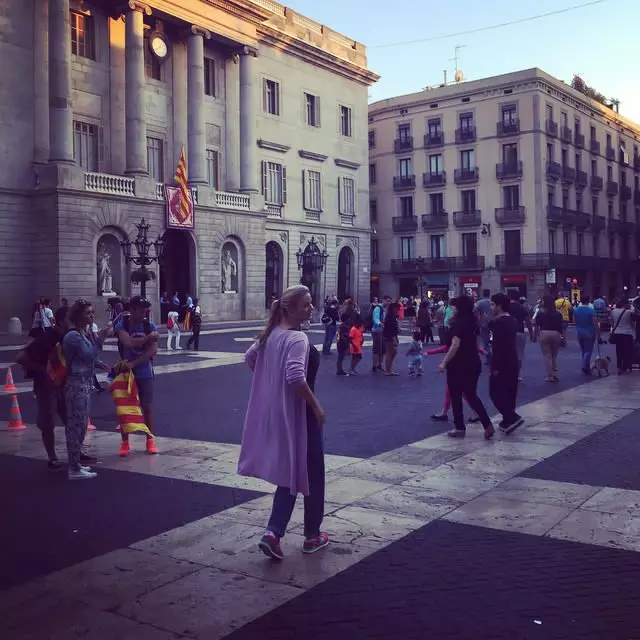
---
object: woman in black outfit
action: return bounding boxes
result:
[382,302,400,375]
[438,296,494,439]
[416,300,434,343]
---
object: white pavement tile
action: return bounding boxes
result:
[484,477,601,509]
[324,476,392,504]
[353,485,462,519]
[401,467,505,502]
[580,487,640,517]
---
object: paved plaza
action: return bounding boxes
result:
[2,324,640,639]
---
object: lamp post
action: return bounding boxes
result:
[120,218,165,298]
[295,237,329,306]
[415,255,425,299]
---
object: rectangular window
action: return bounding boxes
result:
[548,185,555,207]
[371,238,379,263]
[369,200,377,223]
[607,165,613,180]
[590,125,596,141]
[561,112,568,127]
[144,41,162,80]
[547,143,554,162]
[562,192,569,210]
[574,118,581,134]
[399,158,412,178]
[263,79,280,115]
[549,229,556,254]
[459,113,473,132]
[262,161,287,204]
[576,194,582,212]
[460,149,475,170]
[462,233,477,257]
[368,130,376,149]
[593,234,599,256]
[461,189,476,212]
[561,148,568,168]
[398,123,411,141]
[592,196,598,215]
[546,104,553,120]
[429,193,444,214]
[70,11,95,60]
[428,154,443,175]
[621,171,627,186]
[204,58,216,97]
[502,105,517,125]
[575,153,581,171]
[563,231,570,255]
[502,143,518,166]
[73,121,99,171]
[504,230,521,258]
[430,234,445,259]
[606,133,612,147]
[428,119,441,136]
[339,105,352,137]
[303,169,322,211]
[339,177,356,215]
[399,196,413,217]
[369,163,376,184]
[401,237,415,260]
[608,201,613,218]
[206,149,219,189]
[146,136,164,182]
[621,202,627,221]
[577,233,584,256]
[609,236,615,258]
[591,159,597,176]
[503,185,519,209]
[305,93,320,127]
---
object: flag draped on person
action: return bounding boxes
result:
[172,146,193,224]
[108,368,152,436]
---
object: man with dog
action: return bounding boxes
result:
[573,295,599,376]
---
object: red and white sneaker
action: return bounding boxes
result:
[259,532,284,561]
[146,438,159,455]
[302,533,330,554]
[118,441,130,457]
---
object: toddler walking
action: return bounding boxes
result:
[348,321,364,375]
[406,330,424,376]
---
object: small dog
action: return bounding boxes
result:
[591,355,611,377]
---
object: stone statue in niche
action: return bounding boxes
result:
[97,244,114,294]
[221,243,239,293]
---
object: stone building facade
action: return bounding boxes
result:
[369,68,640,302]
[0,0,379,326]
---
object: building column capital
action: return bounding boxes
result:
[240,45,258,58]
[127,1,151,15]
[190,25,211,40]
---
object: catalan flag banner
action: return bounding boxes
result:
[108,368,152,436]
[166,146,194,229]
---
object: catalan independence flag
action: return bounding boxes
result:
[172,146,193,224]
[108,368,152,436]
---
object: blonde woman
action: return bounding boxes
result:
[238,285,328,560]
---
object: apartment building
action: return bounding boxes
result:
[369,68,640,302]
[0,0,378,324]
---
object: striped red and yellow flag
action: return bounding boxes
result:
[173,146,192,224]
[108,369,152,436]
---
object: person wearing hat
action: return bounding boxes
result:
[114,296,159,456]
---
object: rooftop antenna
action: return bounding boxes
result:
[450,44,466,83]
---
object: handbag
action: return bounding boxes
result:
[609,309,626,345]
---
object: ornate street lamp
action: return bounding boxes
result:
[120,218,165,298]
[295,237,329,306]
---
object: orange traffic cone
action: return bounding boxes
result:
[3,367,17,393]
[6,395,26,431]
[87,418,97,431]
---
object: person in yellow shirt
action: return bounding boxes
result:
[555,294,571,340]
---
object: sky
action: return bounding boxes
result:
[280,0,640,124]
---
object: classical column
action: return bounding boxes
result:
[48,0,73,163]
[187,26,209,185]
[34,0,50,163]
[224,56,240,192]
[172,41,188,168]
[125,1,150,175]
[239,48,258,192]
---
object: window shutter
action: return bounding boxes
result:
[302,169,308,209]
[338,177,343,214]
[97,126,105,172]
[281,166,287,204]
[262,79,267,113]
[352,178,357,215]
[261,161,267,195]
[320,172,325,211]
[316,96,321,127]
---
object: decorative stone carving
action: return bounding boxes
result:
[97,244,115,295]
[336,236,343,247]
[348,237,359,249]
[279,231,288,243]
[257,139,291,153]
[298,149,328,162]
[334,158,361,170]
[221,241,239,293]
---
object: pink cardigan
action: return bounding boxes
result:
[237,327,311,495]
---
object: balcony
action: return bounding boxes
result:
[391,257,451,274]
[546,161,562,179]
[608,218,635,235]
[496,254,550,270]
[562,165,576,183]
[560,126,572,143]
[550,254,599,270]
[634,189,640,205]
[495,206,526,226]
[424,132,444,148]
[575,132,585,149]
[547,205,576,226]
[421,212,449,230]
[592,215,606,231]
[215,191,251,211]
[453,209,482,228]
[454,167,479,184]
[496,161,523,180]
[590,175,603,191]
[606,180,619,197]
[393,175,416,191]
[454,255,485,271]
[590,139,600,155]
[422,171,446,188]
[394,137,413,153]
[497,120,520,136]
[546,120,558,137]
[85,172,135,197]
[606,146,616,161]
[392,215,418,232]
[620,185,632,201]
[575,170,588,188]
[455,127,476,143]
[574,211,592,229]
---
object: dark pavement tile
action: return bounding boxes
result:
[521,408,640,490]
[0,454,263,591]
[225,520,640,640]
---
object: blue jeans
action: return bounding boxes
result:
[322,324,337,355]
[479,325,492,365]
[577,331,595,372]
[267,421,325,539]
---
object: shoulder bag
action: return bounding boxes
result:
[609,309,626,345]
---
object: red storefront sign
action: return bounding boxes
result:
[501,275,527,284]
[459,276,481,299]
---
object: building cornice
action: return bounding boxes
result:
[257,24,379,87]
[298,150,328,162]
[334,158,360,170]
[257,139,290,153]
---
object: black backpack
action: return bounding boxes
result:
[117,315,153,359]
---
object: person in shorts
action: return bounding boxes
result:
[115,296,159,456]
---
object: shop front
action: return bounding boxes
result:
[500,274,529,298]
[459,275,482,300]
[424,273,450,301]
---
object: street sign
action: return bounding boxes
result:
[545,268,556,284]
[566,277,572,284]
